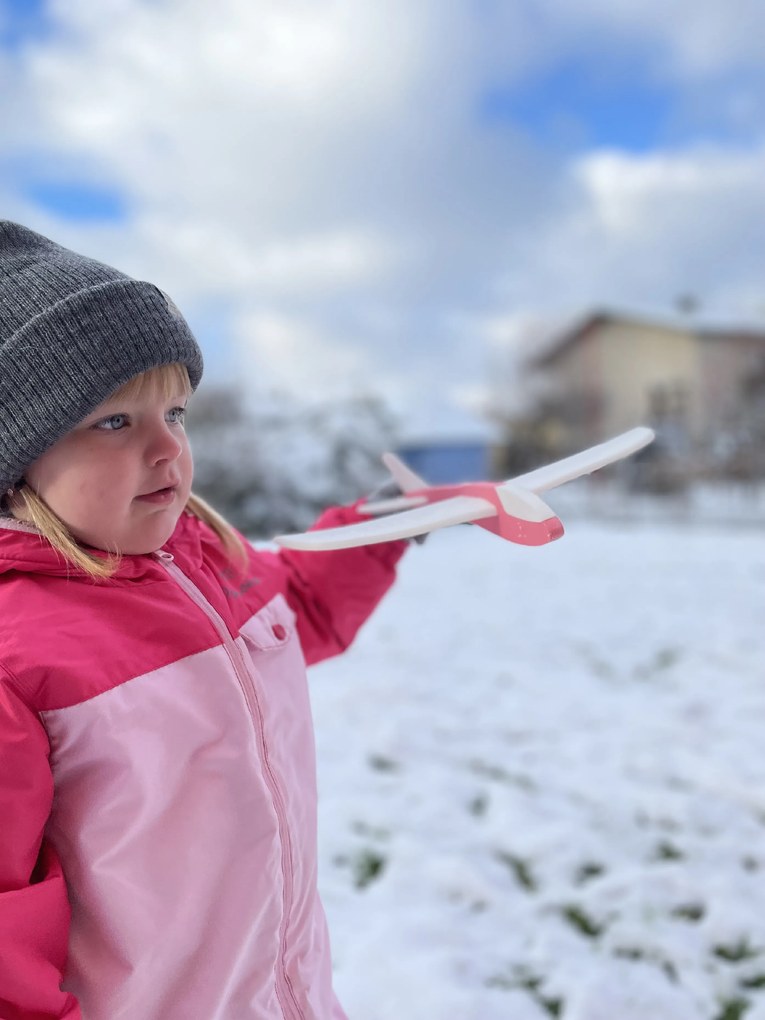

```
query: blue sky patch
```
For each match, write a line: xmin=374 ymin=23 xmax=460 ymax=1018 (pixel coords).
xmin=479 ymin=61 xmax=674 ymax=152
xmin=25 ymin=180 xmax=128 ymax=222
xmin=0 ymin=0 xmax=51 ymax=50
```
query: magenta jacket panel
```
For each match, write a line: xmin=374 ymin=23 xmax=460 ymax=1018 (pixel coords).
xmin=0 ymin=508 xmax=405 ymax=1019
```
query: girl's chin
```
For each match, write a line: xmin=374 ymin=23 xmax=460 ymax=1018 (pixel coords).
xmin=77 ymin=517 xmax=182 ymax=556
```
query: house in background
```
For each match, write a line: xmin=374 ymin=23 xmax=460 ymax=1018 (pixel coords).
xmin=517 ymin=310 xmax=765 ymax=479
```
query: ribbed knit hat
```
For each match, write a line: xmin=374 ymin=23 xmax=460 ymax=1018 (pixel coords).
xmin=0 ymin=221 xmax=203 ymax=492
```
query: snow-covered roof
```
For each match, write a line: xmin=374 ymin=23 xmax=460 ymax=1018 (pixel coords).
xmin=531 ymin=308 xmax=765 ymax=368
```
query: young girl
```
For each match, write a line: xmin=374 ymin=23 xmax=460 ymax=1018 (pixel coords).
xmin=0 ymin=221 xmax=407 ymax=1020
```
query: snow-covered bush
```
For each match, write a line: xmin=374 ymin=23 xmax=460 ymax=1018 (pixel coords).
xmin=187 ymin=384 xmax=397 ymax=536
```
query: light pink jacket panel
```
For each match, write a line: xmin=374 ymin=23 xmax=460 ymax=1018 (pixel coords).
xmin=0 ymin=510 xmax=406 ymax=1019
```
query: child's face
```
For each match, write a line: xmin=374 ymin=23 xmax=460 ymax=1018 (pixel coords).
xmin=24 ymin=374 xmax=193 ymax=555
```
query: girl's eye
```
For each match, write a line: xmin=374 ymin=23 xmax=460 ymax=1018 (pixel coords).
xmin=166 ymin=406 xmax=187 ymax=425
xmin=95 ymin=414 xmax=128 ymax=431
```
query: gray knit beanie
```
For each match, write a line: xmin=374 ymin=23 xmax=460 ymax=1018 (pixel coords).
xmin=0 ymin=221 xmax=203 ymax=492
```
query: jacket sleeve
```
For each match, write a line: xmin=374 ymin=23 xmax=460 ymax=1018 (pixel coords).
xmin=273 ymin=502 xmax=408 ymax=666
xmin=0 ymin=676 xmax=80 ymax=1019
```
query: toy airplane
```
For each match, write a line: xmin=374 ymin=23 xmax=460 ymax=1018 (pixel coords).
xmin=274 ymin=426 xmax=655 ymax=552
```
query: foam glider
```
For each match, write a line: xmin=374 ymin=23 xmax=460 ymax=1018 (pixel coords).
xmin=274 ymin=426 xmax=655 ymax=552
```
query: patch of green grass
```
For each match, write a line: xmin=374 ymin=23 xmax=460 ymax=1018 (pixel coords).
xmin=614 ymin=947 xmax=678 ymax=982
xmin=574 ymin=861 xmax=606 ymax=885
xmin=740 ymin=975 xmax=765 ymax=990
xmin=614 ymin=946 xmax=644 ymax=961
xmin=351 ymin=820 xmax=390 ymax=840
xmin=672 ymin=903 xmax=705 ymax=922
xmin=560 ymin=904 xmax=604 ymax=939
xmin=485 ymin=969 xmax=541 ymax=993
xmin=583 ymin=653 xmax=616 ymax=681
xmin=484 ymin=971 xmax=562 ymax=1016
xmin=634 ymin=646 xmax=681 ymax=680
xmin=485 ymin=974 xmax=516 ymax=990
xmin=653 ymin=840 xmax=685 ymax=861
xmin=713 ymin=939 xmax=762 ymax=964
xmin=468 ymin=794 xmax=488 ymax=817
xmin=714 ymin=998 xmax=752 ymax=1020
xmin=495 ymin=851 xmax=537 ymax=892
xmin=467 ymin=758 xmax=536 ymax=790
xmin=635 ymin=810 xmax=680 ymax=833
xmin=352 ymin=848 xmax=387 ymax=889
xmin=538 ymin=994 xmax=563 ymax=1017
xmin=663 ymin=960 xmax=679 ymax=983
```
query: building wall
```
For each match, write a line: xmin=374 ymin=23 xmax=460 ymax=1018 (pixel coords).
xmin=698 ymin=335 xmax=765 ymax=441
xmin=525 ymin=317 xmax=765 ymax=475
xmin=534 ymin=327 xmax=602 ymax=447
xmin=596 ymin=320 xmax=701 ymax=439
xmin=545 ymin=320 xmax=704 ymax=447
xmin=542 ymin=318 xmax=738 ymax=446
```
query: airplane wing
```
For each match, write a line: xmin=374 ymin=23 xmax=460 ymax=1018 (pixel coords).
xmin=274 ymin=494 xmax=496 ymax=550
xmin=510 ymin=426 xmax=654 ymax=493
xmin=273 ymin=426 xmax=655 ymax=552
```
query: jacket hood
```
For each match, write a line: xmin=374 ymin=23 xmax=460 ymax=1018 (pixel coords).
xmin=0 ymin=511 xmax=204 ymax=582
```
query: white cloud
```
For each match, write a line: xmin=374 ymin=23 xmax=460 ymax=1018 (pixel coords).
xmin=492 ymin=141 xmax=765 ymax=323
xmin=1 ymin=0 xmax=763 ymax=439
xmin=252 ymin=230 xmax=399 ymax=294
xmin=577 ymin=145 xmax=765 ymax=239
xmin=233 ymin=307 xmax=382 ymax=398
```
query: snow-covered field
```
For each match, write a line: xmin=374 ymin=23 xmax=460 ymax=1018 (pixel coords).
xmin=309 ymin=519 xmax=765 ymax=1020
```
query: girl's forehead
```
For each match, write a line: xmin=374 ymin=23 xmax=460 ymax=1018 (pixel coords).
xmin=108 ymin=364 xmax=191 ymax=403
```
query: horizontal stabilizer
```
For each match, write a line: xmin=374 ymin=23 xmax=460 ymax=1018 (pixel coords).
xmin=275 ymin=495 xmax=495 ymax=550
xmin=358 ymin=494 xmax=427 ymax=515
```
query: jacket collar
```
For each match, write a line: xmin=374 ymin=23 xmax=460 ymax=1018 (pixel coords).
xmin=0 ymin=511 xmax=203 ymax=582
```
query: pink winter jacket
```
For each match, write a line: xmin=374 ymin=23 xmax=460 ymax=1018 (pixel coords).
xmin=0 ymin=507 xmax=406 ymax=1020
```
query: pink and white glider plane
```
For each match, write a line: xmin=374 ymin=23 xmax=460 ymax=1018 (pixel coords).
xmin=274 ymin=426 xmax=655 ymax=552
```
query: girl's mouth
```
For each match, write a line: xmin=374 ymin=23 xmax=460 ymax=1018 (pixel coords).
xmin=135 ymin=486 xmax=177 ymax=504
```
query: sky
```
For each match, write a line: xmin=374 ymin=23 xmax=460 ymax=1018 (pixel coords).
xmin=1 ymin=0 xmax=764 ymax=439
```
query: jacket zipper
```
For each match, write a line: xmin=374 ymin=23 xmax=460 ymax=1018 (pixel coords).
xmin=155 ymin=551 xmax=304 ymax=1020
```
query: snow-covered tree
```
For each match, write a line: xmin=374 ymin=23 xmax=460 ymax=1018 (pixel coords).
xmin=188 ymin=385 xmax=397 ymax=536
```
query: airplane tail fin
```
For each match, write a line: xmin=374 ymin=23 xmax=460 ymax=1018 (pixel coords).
xmin=357 ymin=452 xmax=429 ymax=516
xmin=381 ymin=452 xmax=428 ymax=493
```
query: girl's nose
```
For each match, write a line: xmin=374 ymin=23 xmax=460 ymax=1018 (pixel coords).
xmin=146 ymin=423 xmax=183 ymax=465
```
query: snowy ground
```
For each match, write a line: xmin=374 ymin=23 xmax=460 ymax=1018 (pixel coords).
xmin=308 ymin=519 xmax=765 ymax=1020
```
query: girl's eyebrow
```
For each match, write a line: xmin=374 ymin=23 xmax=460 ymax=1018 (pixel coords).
xmin=85 ymin=391 xmax=188 ymax=418
xmin=82 ymin=408 xmax=120 ymax=423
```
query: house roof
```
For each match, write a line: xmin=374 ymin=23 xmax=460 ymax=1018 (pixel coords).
xmin=530 ymin=308 xmax=765 ymax=368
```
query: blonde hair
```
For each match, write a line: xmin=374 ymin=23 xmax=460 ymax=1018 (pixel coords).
xmin=10 ymin=364 xmax=247 ymax=580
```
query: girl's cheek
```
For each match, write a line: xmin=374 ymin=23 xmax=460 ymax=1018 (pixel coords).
xmin=73 ymin=473 xmax=112 ymax=503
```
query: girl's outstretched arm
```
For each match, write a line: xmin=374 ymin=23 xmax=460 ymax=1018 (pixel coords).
xmin=270 ymin=502 xmax=408 ymax=666
xmin=0 ymin=677 xmax=80 ymax=1019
